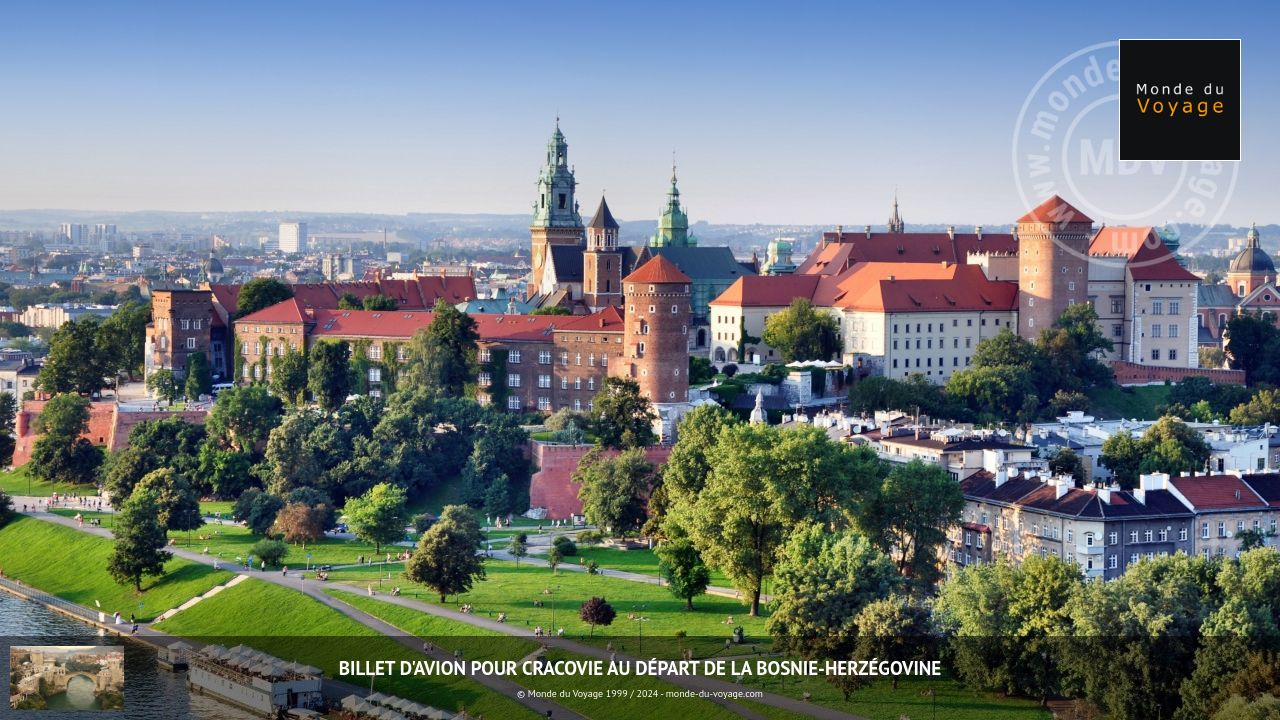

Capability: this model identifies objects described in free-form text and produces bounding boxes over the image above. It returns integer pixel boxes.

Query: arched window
[714,347,726,362]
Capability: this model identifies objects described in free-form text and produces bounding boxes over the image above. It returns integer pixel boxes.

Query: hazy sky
[0,1,1274,226]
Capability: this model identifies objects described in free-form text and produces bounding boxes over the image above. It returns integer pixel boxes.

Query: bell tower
[529,119,586,298]
[650,161,695,248]
[583,196,622,309]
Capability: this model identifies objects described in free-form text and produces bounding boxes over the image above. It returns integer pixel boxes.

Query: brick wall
[528,441,672,520]
[1109,361,1246,386]
[11,401,207,468]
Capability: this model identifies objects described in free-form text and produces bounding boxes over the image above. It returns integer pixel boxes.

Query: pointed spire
[887,190,904,233]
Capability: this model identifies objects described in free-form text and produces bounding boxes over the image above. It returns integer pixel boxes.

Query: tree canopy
[236,278,294,318]
[761,297,840,362]
[590,376,656,450]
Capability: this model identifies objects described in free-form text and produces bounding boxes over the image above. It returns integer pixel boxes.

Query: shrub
[250,539,288,567]
[552,535,578,556]
[576,530,604,545]
[412,513,435,533]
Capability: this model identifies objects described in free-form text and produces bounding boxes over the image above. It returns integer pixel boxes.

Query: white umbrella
[341,695,360,711]
[367,692,388,704]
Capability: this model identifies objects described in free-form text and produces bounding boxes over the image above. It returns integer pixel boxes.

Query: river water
[2,592,257,719]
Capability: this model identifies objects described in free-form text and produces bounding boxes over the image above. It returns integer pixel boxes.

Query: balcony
[1077,544,1104,556]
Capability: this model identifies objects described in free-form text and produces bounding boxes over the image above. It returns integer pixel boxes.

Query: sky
[0,1,1275,227]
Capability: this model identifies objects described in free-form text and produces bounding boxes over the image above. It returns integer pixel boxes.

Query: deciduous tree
[590,376,656,450]
[579,596,616,636]
[107,489,172,592]
[308,341,351,412]
[761,297,839,362]
[343,482,407,555]
[655,537,710,610]
[574,447,654,537]
[404,505,486,602]
[400,299,479,396]
[30,393,102,487]
[236,278,294,318]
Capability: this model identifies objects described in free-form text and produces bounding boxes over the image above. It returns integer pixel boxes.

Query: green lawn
[1087,383,1171,420]
[199,500,236,517]
[534,544,744,591]
[0,515,232,621]
[0,465,97,498]
[332,559,767,660]
[165,517,403,568]
[156,579,538,719]
[741,673,1052,720]
[327,592,743,720]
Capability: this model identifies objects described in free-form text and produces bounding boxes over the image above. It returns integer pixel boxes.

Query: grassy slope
[0,515,232,621]
[327,591,743,720]
[156,579,536,720]
[534,544,740,590]
[330,559,768,660]
[0,465,96,498]
[1087,384,1171,420]
[742,673,1052,720]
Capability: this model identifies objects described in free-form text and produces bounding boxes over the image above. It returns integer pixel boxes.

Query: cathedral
[525,121,755,348]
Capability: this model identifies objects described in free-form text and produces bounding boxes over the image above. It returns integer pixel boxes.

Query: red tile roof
[1018,195,1093,224]
[801,232,1017,275]
[210,276,477,316]
[1088,227,1198,281]
[624,256,692,284]
[1170,474,1267,510]
[709,275,822,307]
[557,306,625,332]
[235,298,310,324]
[812,262,1018,313]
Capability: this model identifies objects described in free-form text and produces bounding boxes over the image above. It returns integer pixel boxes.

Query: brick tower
[1016,195,1094,338]
[582,196,623,309]
[611,256,692,440]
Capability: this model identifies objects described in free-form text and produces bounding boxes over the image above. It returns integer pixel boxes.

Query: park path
[14,506,585,720]
[16,506,864,720]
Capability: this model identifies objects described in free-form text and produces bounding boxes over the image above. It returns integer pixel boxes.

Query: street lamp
[633,605,648,655]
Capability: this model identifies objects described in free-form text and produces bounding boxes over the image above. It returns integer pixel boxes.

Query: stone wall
[527,441,672,520]
[11,400,207,468]
[1109,361,1246,386]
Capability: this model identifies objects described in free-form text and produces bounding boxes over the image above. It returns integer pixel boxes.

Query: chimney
[975,225,983,240]
[994,467,1007,487]
[947,225,955,240]
[865,225,872,239]
[1097,485,1112,503]
[1055,480,1070,500]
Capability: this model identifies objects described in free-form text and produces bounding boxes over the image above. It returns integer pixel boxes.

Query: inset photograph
[9,645,124,711]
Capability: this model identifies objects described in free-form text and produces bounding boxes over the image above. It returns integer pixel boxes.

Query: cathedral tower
[887,193,904,233]
[1016,195,1094,338]
[529,120,585,298]
[583,196,623,309]
[650,163,696,248]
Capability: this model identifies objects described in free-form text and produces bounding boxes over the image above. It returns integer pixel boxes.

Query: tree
[343,482,408,554]
[656,537,710,610]
[273,501,328,548]
[0,391,15,467]
[236,278,294,318]
[509,534,528,566]
[1236,528,1276,552]
[401,298,479,396]
[103,417,206,503]
[250,538,288,567]
[853,596,934,690]
[308,341,351,412]
[1212,694,1280,720]
[547,543,563,573]
[362,294,398,311]
[147,369,180,405]
[1230,389,1280,426]
[761,297,839,362]
[768,524,900,663]
[197,444,255,499]
[107,489,171,592]
[233,488,285,536]
[574,447,654,537]
[946,365,1038,423]
[1100,430,1145,489]
[1200,346,1228,369]
[205,385,283,454]
[404,504,486,602]
[184,351,213,400]
[530,305,571,316]
[688,356,715,385]
[269,345,308,406]
[98,302,151,376]
[0,489,14,528]
[1037,303,1114,392]
[858,460,963,589]
[134,468,202,534]
[590,377,656,450]
[30,393,102,486]
[338,292,362,310]
[36,317,111,395]
[1226,312,1280,385]
[579,596,616,636]
[662,404,737,505]
[1140,415,1212,477]
[1049,448,1087,485]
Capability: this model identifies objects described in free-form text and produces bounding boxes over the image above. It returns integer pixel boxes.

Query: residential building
[278,222,308,254]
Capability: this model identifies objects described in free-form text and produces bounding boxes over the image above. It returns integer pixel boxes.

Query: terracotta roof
[1088,227,1198,282]
[1018,195,1093,224]
[236,298,309,324]
[213,277,477,317]
[1170,474,1267,510]
[813,262,1017,313]
[556,306,625,332]
[801,232,1017,275]
[709,275,822,307]
[624,255,691,284]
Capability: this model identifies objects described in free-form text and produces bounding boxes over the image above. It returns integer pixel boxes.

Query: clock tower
[529,119,585,299]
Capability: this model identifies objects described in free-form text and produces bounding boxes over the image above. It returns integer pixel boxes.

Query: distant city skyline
[0,2,1275,226]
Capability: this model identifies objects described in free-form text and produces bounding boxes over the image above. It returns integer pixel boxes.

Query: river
[2,592,258,719]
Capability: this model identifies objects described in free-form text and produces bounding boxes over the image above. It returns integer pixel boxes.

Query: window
[588,377,595,390]
[368,367,381,383]
[538,374,551,388]
[241,343,249,355]
[1113,324,1123,337]
[1202,522,1210,539]
[479,349,491,363]
[1111,299,1123,314]
[1109,555,1118,569]
[1158,529,1168,542]
[1109,531,1118,545]
[588,353,595,367]
[1130,553,1139,565]
[368,344,382,360]
[1151,349,1161,361]
[508,350,521,364]
[559,351,568,365]
[1169,324,1179,338]
[601,354,608,367]
[186,337,196,350]
[194,319,202,330]
[1179,528,1188,541]
[1144,530,1153,543]
[181,319,191,330]
[397,346,407,361]
[539,350,551,364]
[507,396,521,411]
[1067,530,1074,543]
[507,373,520,388]
[1218,521,1226,538]
[574,377,581,390]
[1152,325,1162,338]
[560,377,568,389]
[1152,300,1163,315]
[1169,300,1180,315]
[478,372,491,387]
[537,397,550,411]
[1129,530,1138,543]
[671,305,679,314]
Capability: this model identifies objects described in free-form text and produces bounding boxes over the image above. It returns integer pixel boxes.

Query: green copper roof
[651,164,695,247]
[532,119,583,230]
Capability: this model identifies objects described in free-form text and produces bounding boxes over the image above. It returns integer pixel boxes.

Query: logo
[1012,41,1238,266]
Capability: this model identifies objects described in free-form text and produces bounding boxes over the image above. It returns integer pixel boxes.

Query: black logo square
[1119,39,1240,161]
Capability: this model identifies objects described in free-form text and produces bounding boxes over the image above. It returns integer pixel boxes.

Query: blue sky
[0,1,1274,226]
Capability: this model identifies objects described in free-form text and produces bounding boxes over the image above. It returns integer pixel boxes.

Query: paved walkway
[17,507,862,719]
